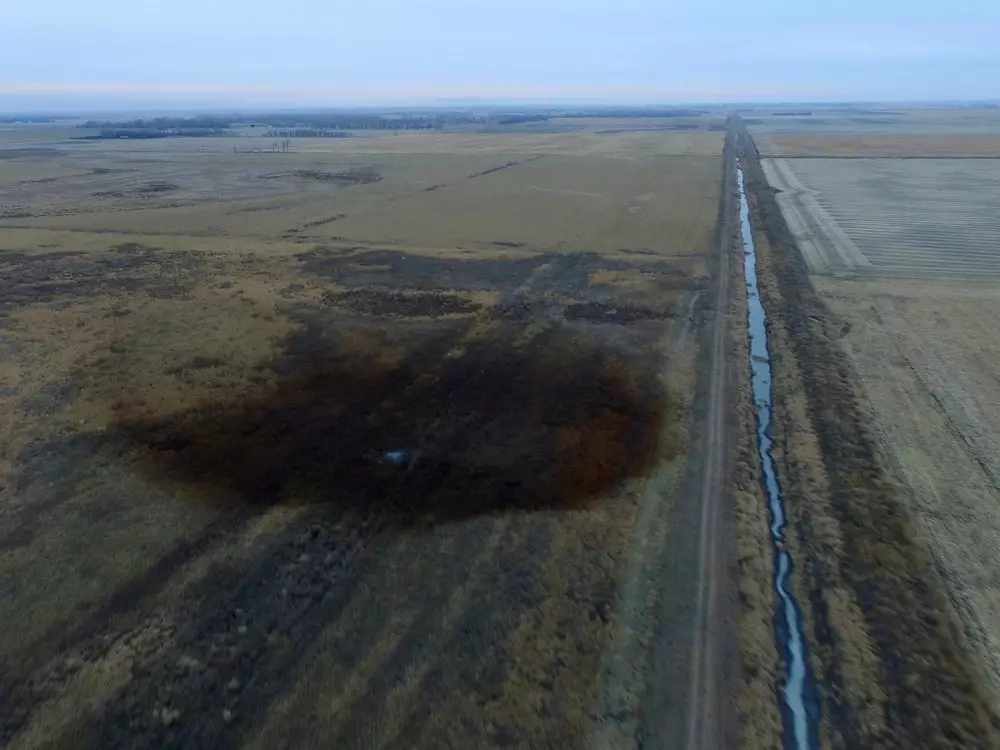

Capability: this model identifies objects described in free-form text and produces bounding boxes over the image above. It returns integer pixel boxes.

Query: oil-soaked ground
[0,243,701,749]
[122,319,667,523]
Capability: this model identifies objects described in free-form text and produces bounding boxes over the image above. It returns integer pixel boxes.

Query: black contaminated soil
[1,244,691,749]
[0,247,202,311]
[322,289,481,317]
[564,301,672,324]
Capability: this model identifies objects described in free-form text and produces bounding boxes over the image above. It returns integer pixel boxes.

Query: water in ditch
[737,162,819,750]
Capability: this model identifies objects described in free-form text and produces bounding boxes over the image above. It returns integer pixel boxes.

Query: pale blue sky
[1,0,998,110]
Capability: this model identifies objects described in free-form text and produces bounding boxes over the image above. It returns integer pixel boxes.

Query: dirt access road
[674,129,733,750]
[691,128,734,750]
[600,131,735,750]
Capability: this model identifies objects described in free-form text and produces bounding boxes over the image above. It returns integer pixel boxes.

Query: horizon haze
[2,0,998,113]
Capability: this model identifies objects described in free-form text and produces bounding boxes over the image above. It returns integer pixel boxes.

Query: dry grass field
[746,106,1000,138]
[814,277,1000,705]
[287,130,723,156]
[0,126,724,749]
[755,133,1000,157]
[744,118,1000,747]
[762,157,1000,278]
[748,105,1000,156]
[1,133,720,251]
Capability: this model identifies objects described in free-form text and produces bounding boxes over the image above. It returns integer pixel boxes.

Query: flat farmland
[1,135,721,256]
[813,277,1000,706]
[755,133,1000,157]
[754,121,1000,739]
[763,157,1000,278]
[0,128,727,749]
[747,106,1000,145]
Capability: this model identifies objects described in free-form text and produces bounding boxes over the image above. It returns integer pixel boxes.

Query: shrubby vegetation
[81,116,232,130]
[263,129,352,138]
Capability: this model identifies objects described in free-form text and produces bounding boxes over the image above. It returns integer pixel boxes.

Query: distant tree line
[263,128,353,138]
[73,108,720,138]
[250,113,444,130]
[78,116,229,139]
[88,128,226,139]
[494,114,550,125]
[0,115,60,123]
[559,107,709,118]
[81,116,233,130]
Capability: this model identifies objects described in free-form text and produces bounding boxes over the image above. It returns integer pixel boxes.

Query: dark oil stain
[0,524,36,552]
[322,289,481,317]
[20,373,85,415]
[0,248,201,309]
[564,301,674,324]
[465,156,543,179]
[0,280,677,748]
[0,250,87,264]
[139,182,180,194]
[110,242,165,254]
[113,319,672,528]
[297,248,686,308]
[262,168,382,185]
[298,248,549,292]
[163,356,226,377]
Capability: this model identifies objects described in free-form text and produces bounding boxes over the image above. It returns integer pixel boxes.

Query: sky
[1,0,998,111]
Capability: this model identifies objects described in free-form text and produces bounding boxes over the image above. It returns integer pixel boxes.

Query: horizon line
[2,81,997,113]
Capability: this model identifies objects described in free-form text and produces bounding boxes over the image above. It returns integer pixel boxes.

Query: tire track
[639,128,734,750]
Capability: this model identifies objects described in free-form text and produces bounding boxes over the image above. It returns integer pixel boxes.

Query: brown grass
[749,229,888,748]
[758,133,1000,158]
[287,130,723,156]
[0,127,723,749]
[727,188,784,749]
[4,154,721,259]
[812,276,1000,706]
[737,120,999,748]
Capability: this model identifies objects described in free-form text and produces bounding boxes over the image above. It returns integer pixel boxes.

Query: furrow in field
[762,157,1000,279]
